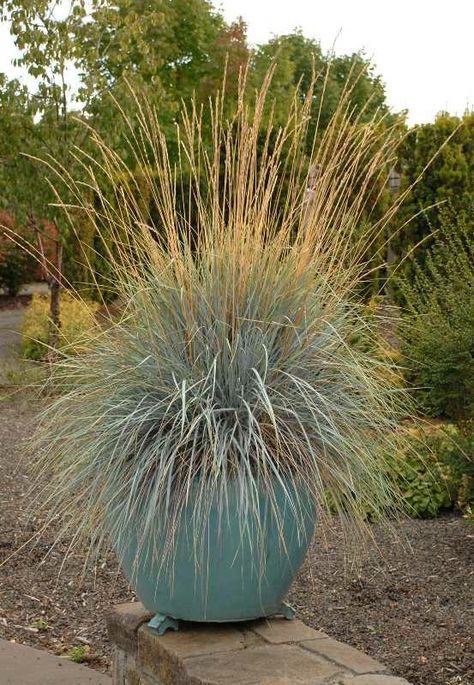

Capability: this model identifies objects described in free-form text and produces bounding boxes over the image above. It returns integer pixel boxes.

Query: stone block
[255,680,326,685]
[113,647,142,685]
[107,602,154,654]
[138,622,246,681]
[138,626,188,685]
[251,617,329,644]
[185,643,345,685]
[146,623,246,659]
[138,622,245,683]
[112,648,126,685]
[139,675,164,685]
[301,638,385,675]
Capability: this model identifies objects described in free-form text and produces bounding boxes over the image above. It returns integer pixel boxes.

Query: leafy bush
[399,205,474,421]
[22,292,99,360]
[325,426,451,519]
[394,112,474,285]
[0,243,30,296]
[386,424,473,518]
[348,297,404,392]
[329,423,474,519]
[438,424,474,516]
[388,426,456,517]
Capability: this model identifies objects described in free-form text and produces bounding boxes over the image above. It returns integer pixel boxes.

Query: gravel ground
[0,395,472,684]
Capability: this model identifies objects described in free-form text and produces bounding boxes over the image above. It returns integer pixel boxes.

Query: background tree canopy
[0,0,397,297]
[0,0,472,303]
[392,112,474,289]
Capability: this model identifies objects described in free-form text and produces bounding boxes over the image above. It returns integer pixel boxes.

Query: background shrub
[331,424,473,520]
[22,292,99,360]
[399,205,474,421]
[440,423,474,517]
[387,424,473,518]
[390,425,456,518]
[393,112,474,286]
[0,243,31,296]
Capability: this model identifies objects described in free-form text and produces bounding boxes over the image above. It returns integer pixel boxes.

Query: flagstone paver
[0,638,111,685]
[301,637,385,674]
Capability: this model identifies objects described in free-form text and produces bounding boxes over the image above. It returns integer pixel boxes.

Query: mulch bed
[290,519,473,685]
[0,395,472,684]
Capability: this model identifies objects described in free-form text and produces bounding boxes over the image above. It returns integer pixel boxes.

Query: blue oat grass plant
[32,66,412,573]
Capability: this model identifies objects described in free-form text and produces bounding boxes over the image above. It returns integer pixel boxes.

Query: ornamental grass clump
[33,68,412,576]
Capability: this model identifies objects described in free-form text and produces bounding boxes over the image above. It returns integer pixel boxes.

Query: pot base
[147,601,296,635]
[148,612,179,635]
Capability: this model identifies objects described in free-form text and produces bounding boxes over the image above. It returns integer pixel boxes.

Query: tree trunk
[49,278,61,349]
[48,234,63,355]
[29,213,63,357]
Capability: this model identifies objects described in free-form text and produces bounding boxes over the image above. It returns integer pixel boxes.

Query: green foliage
[399,205,474,421]
[22,292,99,360]
[0,4,85,211]
[0,242,30,296]
[0,75,40,224]
[388,427,455,518]
[82,0,226,161]
[1,4,393,303]
[83,0,224,97]
[391,424,474,518]
[441,424,474,515]
[326,428,451,520]
[29,617,50,632]
[66,646,90,663]
[0,4,104,295]
[252,33,391,137]
[327,423,474,519]
[393,112,474,282]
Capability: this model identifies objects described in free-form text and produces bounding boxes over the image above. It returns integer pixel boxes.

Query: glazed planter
[113,479,315,633]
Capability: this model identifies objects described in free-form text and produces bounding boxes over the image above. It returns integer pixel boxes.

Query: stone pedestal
[107,602,411,685]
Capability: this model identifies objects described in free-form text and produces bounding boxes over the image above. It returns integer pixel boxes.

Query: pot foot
[148,612,179,635]
[278,602,295,620]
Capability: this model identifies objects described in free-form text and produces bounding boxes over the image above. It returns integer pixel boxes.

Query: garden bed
[0,396,472,685]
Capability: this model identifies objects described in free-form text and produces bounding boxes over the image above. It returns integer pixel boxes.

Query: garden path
[0,308,24,385]
[0,638,111,684]
[0,283,48,384]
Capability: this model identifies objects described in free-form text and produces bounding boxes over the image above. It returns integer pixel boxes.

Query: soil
[290,519,473,685]
[0,395,472,684]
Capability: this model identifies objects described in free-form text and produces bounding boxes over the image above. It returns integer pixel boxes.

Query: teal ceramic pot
[114,479,315,624]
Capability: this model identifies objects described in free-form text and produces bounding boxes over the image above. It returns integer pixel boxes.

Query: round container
[114,479,315,622]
